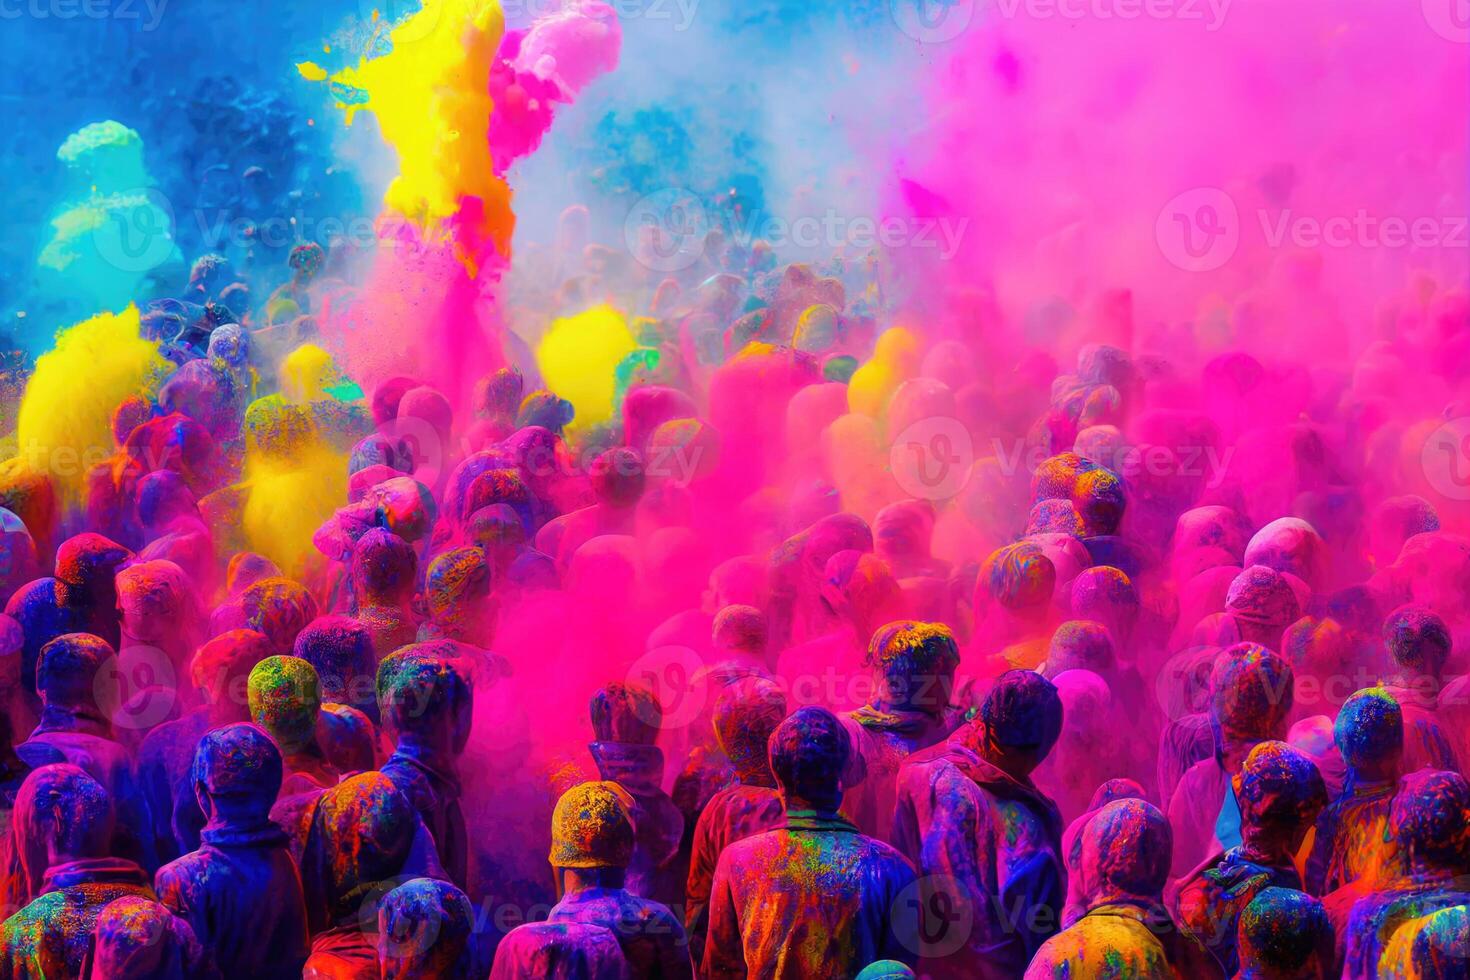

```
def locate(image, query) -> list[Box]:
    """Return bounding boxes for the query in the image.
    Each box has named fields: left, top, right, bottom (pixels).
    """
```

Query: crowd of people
left=0, top=225, right=1466, bottom=980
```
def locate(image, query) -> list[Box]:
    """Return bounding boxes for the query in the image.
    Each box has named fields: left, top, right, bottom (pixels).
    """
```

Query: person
left=685, top=677, right=787, bottom=963
left=18, top=632, right=153, bottom=871
left=587, top=683, right=685, bottom=906
left=1173, top=741, right=1328, bottom=976
left=1058, top=778, right=1147, bottom=926
left=490, top=921, right=631, bottom=979
left=1025, top=798, right=1221, bottom=979
left=1377, top=904, right=1468, bottom=980
left=1342, top=770, right=1470, bottom=979
left=1235, top=888, right=1334, bottom=980
left=842, top=620, right=962, bottom=841
left=546, top=781, right=693, bottom=978
left=1380, top=606, right=1462, bottom=774
left=238, top=577, right=320, bottom=657
left=82, top=895, right=214, bottom=979
left=135, top=629, right=274, bottom=863
left=1169, top=643, right=1295, bottom=879
left=0, top=765, right=156, bottom=980
left=376, top=877, right=477, bottom=979
left=377, top=645, right=473, bottom=890
left=294, top=615, right=381, bottom=725
left=154, top=723, right=309, bottom=979
left=1306, top=688, right=1404, bottom=897
left=703, top=706, right=918, bottom=978
left=299, top=772, right=445, bottom=977
left=892, top=669, right=1065, bottom=979
left=349, top=528, right=420, bottom=660
left=247, top=655, right=338, bottom=792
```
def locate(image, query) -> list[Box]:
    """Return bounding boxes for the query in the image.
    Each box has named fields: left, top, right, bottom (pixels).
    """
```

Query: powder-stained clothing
left=1306, top=777, right=1400, bottom=896
left=1173, top=848, right=1303, bottom=976
left=135, top=708, right=213, bottom=862
left=549, top=886, right=693, bottom=980
left=0, top=858, right=155, bottom=980
left=1168, top=757, right=1233, bottom=879
left=155, top=821, right=310, bottom=979
left=1343, top=880, right=1470, bottom=979
left=841, top=705, right=958, bottom=843
left=1024, top=902, right=1220, bottom=980
left=703, top=811, right=918, bottom=979
left=1377, top=904, right=1468, bottom=980
left=1383, top=687, right=1462, bottom=777
left=381, top=744, right=468, bottom=889
left=490, top=921, right=632, bottom=979
left=684, top=782, right=784, bottom=962
left=590, top=741, right=686, bottom=907
left=891, top=734, right=1066, bottom=979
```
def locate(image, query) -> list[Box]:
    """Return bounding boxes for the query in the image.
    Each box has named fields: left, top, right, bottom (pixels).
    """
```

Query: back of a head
left=54, top=532, right=132, bottom=592
left=866, top=620, right=960, bottom=712
left=247, top=655, right=321, bottom=754
left=1046, top=620, right=1116, bottom=677
left=1225, top=565, right=1303, bottom=643
left=309, top=772, right=418, bottom=921
left=135, top=469, right=196, bottom=530
left=768, top=706, right=851, bottom=805
left=549, top=781, right=636, bottom=871
left=193, top=722, right=283, bottom=820
left=1238, top=887, right=1331, bottom=978
left=712, top=604, right=769, bottom=658
left=425, top=547, right=491, bottom=622
left=713, top=676, right=788, bottom=781
left=294, top=615, right=376, bottom=701
left=590, top=447, right=646, bottom=509
left=1334, top=687, right=1403, bottom=773
left=378, top=878, right=475, bottom=979
left=980, top=669, right=1064, bottom=760
left=1384, top=604, right=1451, bottom=677
left=1237, top=741, right=1328, bottom=837
left=241, top=577, right=320, bottom=655
left=190, top=628, right=273, bottom=707
left=377, top=647, right=471, bottom=740
left=1081, top=798, right=1172, bottom=903
left=15, top=763, right=113, bottom=863
left=1211, top=643, right=1295, bottom=744
left=589, top=682, right=662, bottom=745
left=92, top=896, right=196, bottom=978
left=226, top=552, right=282, bottom=597
left=1390, top=769, right=1470, bottom=873
left=986, top=542, right=1056, bottom=612
left=352, top=527, right=417, bottom=600
left=37, top=632, right=114, bottom=708
left=491, top=921, right=627, bottom=979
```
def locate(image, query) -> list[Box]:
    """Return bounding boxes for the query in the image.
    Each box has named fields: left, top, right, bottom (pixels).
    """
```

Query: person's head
left=1070, top=566, right=1139, bottom=642
left=466, top=504, right=527, bottom=568
left=589, top=682, right=662, bottom=745
left=91, top=896, right=204, bottom=979
left=115, top=559, right=197, bottom=645
left=376, top=647, right=472, bottom=756
left=13, top=764, right=113, bottom=885
left=305, top=773, right=419, bottom=925
left=1236, top=741, right=1328, bottom=861
left=874, top=499, right=936, bottom=562
left=1045, top=620, right=1116, bottom=678
left=1211, top=643, right=1295, bottom=758
left=247, top=655, right=321, bottom=755
left=351, top=527, right=418, bottom=603
left=377, top=878, right=476, bottom=979
left=1389, top=769, right=1470, bottom=876
left=1225, top=565, right=1302, bottom=649
left=54, top=532, right=132, bottom=601
left=293, top=615, right=377, bottom=719
left=768, top=706, right=851, bottom=812
left=424, top=547, right=492, bottom=640
left=1383, top=604, right=1452, bottom=685
left=224, top=553, right=281, bottom=598
left=240, top=578, right=319, bottom=656
left=1237, top=888, right=1332, bottom=979
left=1334, top=687, right=1403, bottom=782
left=35, top=632, right=114, bottom=725
left=474, top=367, right=524, bottom=421
left=974, top=669, right=1064, bottom=779
left=192, top=722, right=283, bottom=829
left=549, top=781, right=636, bottom=885
left=821, top=551, right=906, bottom=639
left=1080, top=798, right=1172, bottom=908
left=589, top=447, right=645, bottom=509
left=712, top=605, right=769, bottom=664
left=712, top=676, right=787, bottom=785
left=134, top=469, right=198, bottom=534
left=864, top=620, right=960, bottom=716
left=318, top=703, right=378, bottom=776
left=190, top=629, right=272, bottom=721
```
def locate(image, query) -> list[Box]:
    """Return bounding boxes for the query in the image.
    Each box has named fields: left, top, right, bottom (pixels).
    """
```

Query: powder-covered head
left=589, top=447, right=645, bottom=508
left=1087, top=778, right=1147, bottom=812
left=377, top=877, right=475, bottom=979
left=351, top=527, right=418, bottom=601
left=1244, top=518, right=1325, bottom=589
left=855, top=962, right=917, bottom=980
left=713, top=676, right=787, bottom=784
left=1211, top=643, right=1295, bottom=745
left=980, top=669, right=1064, bottom=755
left=874, top=499, right=936, bottom=561
left=134, top=469, right=198, bottom=531
left=1025, top=499, right=1085, bottom=538
left=294, top=615, right=377, bottom=709
left=820, top=551, right=906, bottom=639
left=115, top=559, right=196, bottom=644
left=240, top=577, right=320, bottom=656
left=1045, top=621, right=1116, bottom=677
left=1226, top=566, right=1303, bottom=647
left=768, top=706, right=851, bottom=807
left=54, top=531, right=132, bottom=591
left=1237, top=887, right=1331, bottom=978
left=190, top=629, right=272, bottom=708
left=1080, top=797, right=1172, bottom=905
left=318, top=703, right=378, bottom=776
left=376, top=647, right=472, bottom=746
left=864, top=620, right=960, bottom=714
left=1237, top=741, right=1328, bottom=838
left=589, top=682, right=662, bottom=745
left=247, top=655, right=321, bottom=754
left=712, top=604, right=768, bottom=660
left=549, top=780, right=637, bottom=870
left=225, top=553, right=281, bottom=597
left=1070, top=566, right=1138, bottom=636
left=372, top=376, right=423, bottom=427
left=13, top=764, right=113, bottom=887
left=516, top=389, right=576, bottom=433
left=473, top=366, right=524, bottom=420
left=192, top=722, right=282, bottom=816
left=424, top=547, right=491, bottom=623
left=36, top=632, right=114, bottom=711
left=1073, top=466, right=1126, bottom=537
left=985, top=542, right=1056, bottom=611
left=1334, top=687, right=1403, bottom=772
left=1389, top=769, right=1470, bottom=872
left=1383, top=604, right=1452, bottom=677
